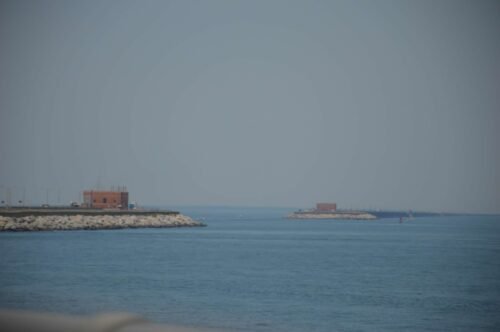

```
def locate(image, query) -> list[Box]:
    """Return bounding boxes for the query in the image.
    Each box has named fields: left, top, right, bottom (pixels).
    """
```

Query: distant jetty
left=287, top=211, right=377, bottom=220
left=287, top=203, right=377, bottom=220
left=0, top=208, right=205, bottom=232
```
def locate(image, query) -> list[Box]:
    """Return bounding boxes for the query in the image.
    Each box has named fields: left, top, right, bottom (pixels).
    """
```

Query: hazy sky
left=1, top=0, right=499, bottom=213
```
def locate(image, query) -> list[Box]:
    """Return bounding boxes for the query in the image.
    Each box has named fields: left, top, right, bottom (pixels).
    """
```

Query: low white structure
left=287, top=212, right=376, bottom=220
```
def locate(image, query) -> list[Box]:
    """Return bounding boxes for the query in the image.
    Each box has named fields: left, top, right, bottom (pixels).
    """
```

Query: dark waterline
left=1, top=207, right=499, bottom=331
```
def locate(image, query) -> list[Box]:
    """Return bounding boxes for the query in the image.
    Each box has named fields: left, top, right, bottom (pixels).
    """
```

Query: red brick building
left=83, top=190, right=128, bottom=209
left=316, top=203, right=337, bottom=212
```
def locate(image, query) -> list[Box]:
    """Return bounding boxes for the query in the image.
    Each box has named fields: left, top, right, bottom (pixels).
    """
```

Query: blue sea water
left=1, top=207, right=500, bottom=331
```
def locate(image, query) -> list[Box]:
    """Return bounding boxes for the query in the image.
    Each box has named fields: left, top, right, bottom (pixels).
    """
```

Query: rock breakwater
left=0, top=214, right=204, bottom=232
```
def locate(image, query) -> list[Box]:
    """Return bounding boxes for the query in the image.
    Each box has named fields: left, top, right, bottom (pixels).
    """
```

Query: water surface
left=1, top=207, right=499, bottom=331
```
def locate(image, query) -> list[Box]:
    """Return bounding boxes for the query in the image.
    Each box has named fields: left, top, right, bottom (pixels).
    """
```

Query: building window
left=103, top=198, right=107, bottom=203
left=93, top=199, right=96, bottom=203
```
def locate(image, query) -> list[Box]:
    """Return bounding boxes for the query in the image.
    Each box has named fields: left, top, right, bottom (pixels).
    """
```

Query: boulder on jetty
left=0, top=214, right=204, bottom=232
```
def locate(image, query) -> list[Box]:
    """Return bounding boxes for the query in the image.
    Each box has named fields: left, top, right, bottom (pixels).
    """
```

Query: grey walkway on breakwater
left=0, top=208, right=179, bottom=217
left=0, top=208, right=204, bottom=231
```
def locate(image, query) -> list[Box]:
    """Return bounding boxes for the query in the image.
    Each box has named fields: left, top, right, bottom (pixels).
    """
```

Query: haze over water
left=1, top=0, right=499, bottom=213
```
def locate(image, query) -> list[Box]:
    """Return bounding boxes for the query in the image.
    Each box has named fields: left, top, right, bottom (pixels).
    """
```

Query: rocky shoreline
left=0, top=214, right=204, bottom=232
